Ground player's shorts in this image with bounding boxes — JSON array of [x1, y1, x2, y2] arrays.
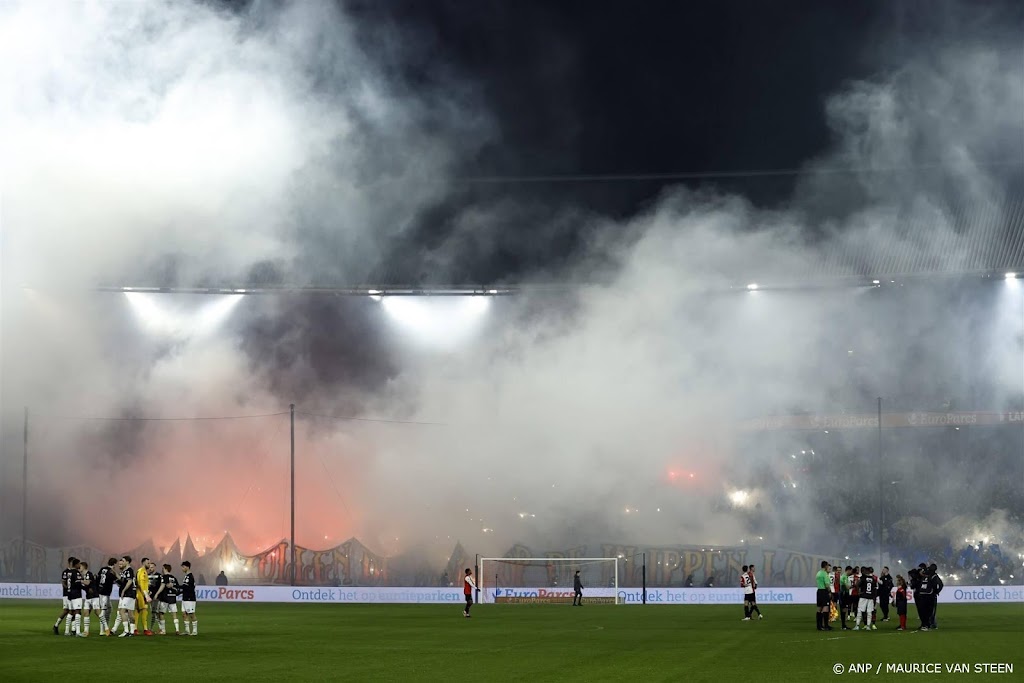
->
[[182, 601, 196, 614], [161, 600, 178, 613], [62, 597, 70, 610], [747, 591, 757, 603], [153, 600, 165, 614], [858, 597, 875, 613], [98, 595, 111, 610], [70, 597, 84, 610], [118, 597, 136, 612], [816, 589, 830, 607], [87, 597, 101, 611]]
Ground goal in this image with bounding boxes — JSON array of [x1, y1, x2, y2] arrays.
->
[[478, 557, 620, 604]]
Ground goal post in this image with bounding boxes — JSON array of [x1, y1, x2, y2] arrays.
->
[[479, 557, 620, 604]]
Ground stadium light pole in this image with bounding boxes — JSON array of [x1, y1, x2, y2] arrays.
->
[[22, 406, 28, 582], [877, 397, 883, 571], [290, 403, 296, 587]]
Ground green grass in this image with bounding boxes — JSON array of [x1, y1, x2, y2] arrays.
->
[[1, 601, 1022, 682]]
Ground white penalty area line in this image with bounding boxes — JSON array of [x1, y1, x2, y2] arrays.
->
[[780, 630, 914, 645]]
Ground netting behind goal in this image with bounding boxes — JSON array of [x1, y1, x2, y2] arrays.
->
[[479, 557, 619, 604]]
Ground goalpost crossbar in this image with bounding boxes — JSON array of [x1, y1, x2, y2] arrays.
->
[[478, 557, 621, 604]]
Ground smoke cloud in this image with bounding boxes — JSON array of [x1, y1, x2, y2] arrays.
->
[[1, 0, 1022, 575]]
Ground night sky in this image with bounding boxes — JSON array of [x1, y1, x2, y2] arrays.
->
[[316, 0, 1019, 284]]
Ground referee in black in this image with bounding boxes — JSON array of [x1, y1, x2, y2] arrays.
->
[[572, 570, 583, 606]]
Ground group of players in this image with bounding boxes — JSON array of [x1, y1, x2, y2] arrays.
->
[[53, 555, 199, 638], [815, 560, 944, 632]]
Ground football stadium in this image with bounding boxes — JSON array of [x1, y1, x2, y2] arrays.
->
[[1, 1, 1023, 681]]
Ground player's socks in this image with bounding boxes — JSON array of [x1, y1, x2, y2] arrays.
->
[[75, 614, 82, 634], [184, 622, 191, 635], [112, 615, 122, 635], [64, 614, 72, 635], [100, 613, 108, 635], [815, 613, 822, 629], [131, 622, 137, 635], [193, 620, 198, 635], [173, 617, 180, 633]]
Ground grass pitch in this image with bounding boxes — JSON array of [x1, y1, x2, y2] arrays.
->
[[1, 601, 1021, 682]]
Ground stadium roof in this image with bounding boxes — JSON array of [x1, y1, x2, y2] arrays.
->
[[95, 199, 1024, 295], [804, 199, 1024, 282]]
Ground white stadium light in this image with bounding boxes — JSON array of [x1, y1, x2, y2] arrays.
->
[[194, 294, 243, 334], [746, 283, 759, 291], [125, 292, 243, 337], [381, 295, 490, 350], [1006, 273, 1017, 280]]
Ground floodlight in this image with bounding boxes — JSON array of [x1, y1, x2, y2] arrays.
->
[[728, 489, 749, 506], [1006, 273, 1017, 280], [125, 292, 242, 337], [124, 292, 177, 334], [746, 283, 759, 291], [368, 289, 383, 302], [194, 294, 243, 333], [381, 295, 489, 349]]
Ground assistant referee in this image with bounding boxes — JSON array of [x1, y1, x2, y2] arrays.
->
[[815, 561, 833, 631]]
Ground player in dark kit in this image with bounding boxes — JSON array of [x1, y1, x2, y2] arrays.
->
[[111, 556, 138, 637], [80, 561, 99, 637], [927, 564, 943, 629], [572, 570, 583, 606], [855, 567, 877, 630], [180, 561, 198, 635], [915, 565, 939, 631], [815, 561, 832, 631], [878, 567, 894, 622], [154, 564, 181, 635], [147, 561, 162, 633], [96, 558, 117, 636], [54, 556, 77, 635], [66, 559, 86, 637], [908, 563, 927, 630]]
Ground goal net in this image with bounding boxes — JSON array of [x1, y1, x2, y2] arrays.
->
[[478, 557, 620, 604]]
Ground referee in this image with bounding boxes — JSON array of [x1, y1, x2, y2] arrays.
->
[[815, 561, 833, 631]]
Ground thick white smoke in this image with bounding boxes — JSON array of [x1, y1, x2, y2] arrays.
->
[[0, 0, 1021, 570]]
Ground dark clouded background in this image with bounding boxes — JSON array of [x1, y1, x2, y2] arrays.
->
[[1, 0, 1022, 569]]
